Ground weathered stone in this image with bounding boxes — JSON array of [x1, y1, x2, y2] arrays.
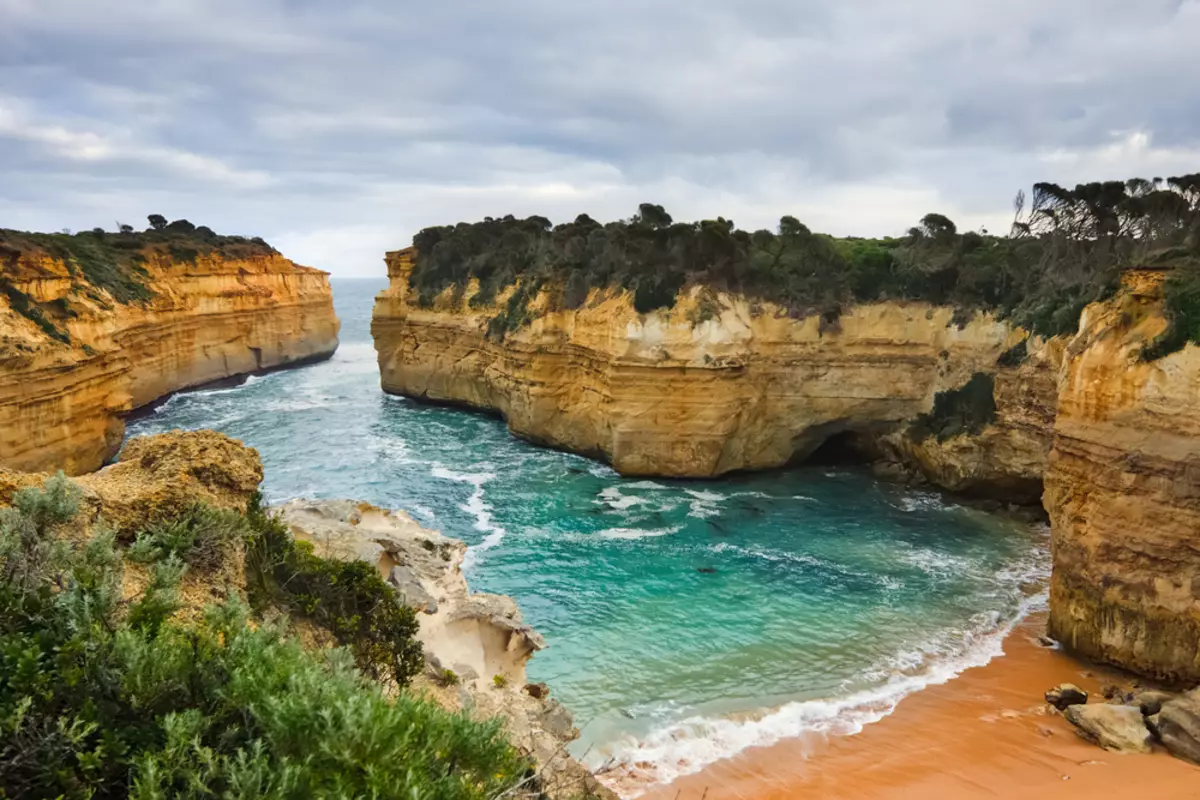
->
[[389, 565, 437, 613], [1046, 683, 1089, 710], [1157, 693, 1200, 765], [1064, 703, 1153, 753], [1134, 690, 1176, 717]]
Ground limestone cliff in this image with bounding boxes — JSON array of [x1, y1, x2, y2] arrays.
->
[[0, 246, 338, 474], [1045, 268, 1200, 684], [374, 248, 1049, 486]]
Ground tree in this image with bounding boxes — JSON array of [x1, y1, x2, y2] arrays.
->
[[148, 214, 167, 231], [636, 203, 673, 229], [166, 219, 196, 234], [119, 223, 134, 234]]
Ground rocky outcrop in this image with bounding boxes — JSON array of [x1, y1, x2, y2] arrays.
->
[[874, 336, 1062, 503], [0, 429, 263, 531], [276, 498, 616, 800], [1045, 269, 1200, 684], [373, 248, 1044, 483], [0, 249, 338, 475]]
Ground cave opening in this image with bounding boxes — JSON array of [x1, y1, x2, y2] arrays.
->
[[802, 430, 877, 466]]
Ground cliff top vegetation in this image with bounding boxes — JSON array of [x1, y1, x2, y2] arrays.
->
[[406, 174, 1200, 354]]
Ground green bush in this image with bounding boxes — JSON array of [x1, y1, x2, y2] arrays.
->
[[0, 477, 530, 800], [128, 503, 249, 571], [243, 494, 424, 688]]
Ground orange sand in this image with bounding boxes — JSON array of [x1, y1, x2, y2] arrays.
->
[[639, 615, 1200, 799]]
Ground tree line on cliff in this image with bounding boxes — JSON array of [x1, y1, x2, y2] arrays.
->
[[407, 174, 1200, 355]]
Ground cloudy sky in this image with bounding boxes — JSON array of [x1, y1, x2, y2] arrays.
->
[[3, 0, 1199, 276]]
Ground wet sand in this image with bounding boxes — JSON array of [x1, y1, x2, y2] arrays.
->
[[639, 614, 1200, 799]]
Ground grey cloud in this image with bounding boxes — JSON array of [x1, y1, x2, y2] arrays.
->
[[2, 0, 1200, 275]]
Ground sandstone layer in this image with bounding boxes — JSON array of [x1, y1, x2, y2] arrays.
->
[[373, 248, 1047, 484], [1045, 269, 1200, 684], [0, 249, 338, 474]]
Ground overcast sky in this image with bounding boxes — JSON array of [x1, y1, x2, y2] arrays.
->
[[3, 1, 1200, 276]]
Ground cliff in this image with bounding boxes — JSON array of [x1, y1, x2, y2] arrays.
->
[[0, 240, 339, 474], [1045, 268, 1200, 684], [373, 248, 1050, 489]]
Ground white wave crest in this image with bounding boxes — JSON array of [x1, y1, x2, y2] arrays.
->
[[597, 526, 682, 541], [430, 466, 503, 568]]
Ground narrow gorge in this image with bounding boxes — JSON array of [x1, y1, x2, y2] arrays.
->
[[373, 236, 1200, 686], [0, 226, 339, 474]]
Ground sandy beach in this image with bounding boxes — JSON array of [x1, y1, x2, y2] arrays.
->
[[639, 614, 1200, 799]]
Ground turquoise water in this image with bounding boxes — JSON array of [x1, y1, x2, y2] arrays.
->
[[127, 278, 1048, 786]]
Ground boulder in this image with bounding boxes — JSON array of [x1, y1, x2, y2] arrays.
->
[[1064, 703, 1152, 753], [1156, 693, 1200, 765], [1133, 690, 1176, 718], [1046, 683, 1089, 710]]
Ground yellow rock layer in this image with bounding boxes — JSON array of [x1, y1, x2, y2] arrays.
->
[[0, 251, 338, 474], [1045, 269, 1200, 683], [373, 248, 1037, 479]]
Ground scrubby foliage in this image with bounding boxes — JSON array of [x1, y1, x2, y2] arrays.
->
[[128, 503, 249, 571], [242, 494, 424, 688], [0, 477, 528, 800], [407, 175, 1200, 347]]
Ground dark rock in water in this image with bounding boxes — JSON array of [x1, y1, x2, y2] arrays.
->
[[1157, 692, 1200, 764], [1036, 635, 1059, 649], [1134, 690, 1176, 717], [567, 467, 585, 475], [708, 520, 729, 535], [619, 708, 637, 719], [1046, 683, 1089, 710], [697, 567, 718, 574], [1064, 703, 1152, 753], [525, 682, 549, 700], [1101, 683, 1135, 703]]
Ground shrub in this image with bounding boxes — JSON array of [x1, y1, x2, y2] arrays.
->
[[243, 494, 424, 687], [128, 503, 249, 571], [493, 674, 508, 689], [0, 476, 530, 800]]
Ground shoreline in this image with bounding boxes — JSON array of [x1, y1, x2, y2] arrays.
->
[[636, 613, 1200, 799]]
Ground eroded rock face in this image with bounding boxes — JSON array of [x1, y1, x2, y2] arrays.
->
[[373, 248, 1046, 485], [0, 250, 339, 475], [1045, 270, 1200, 684], [275, 498, 615, 800]]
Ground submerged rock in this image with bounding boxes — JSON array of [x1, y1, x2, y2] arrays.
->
[[1046, 683, 1089, 710], [1064, 703, 1152, 753]]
